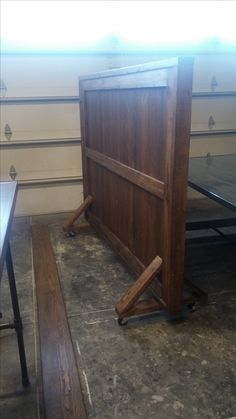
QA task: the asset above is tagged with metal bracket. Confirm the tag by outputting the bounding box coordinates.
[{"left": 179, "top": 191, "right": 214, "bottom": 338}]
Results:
[
  {"left": 5, "top": 124, "right": 12, "bottom": 140},
  {"left": 208, "top": 116, "right": 215, "bottom": 130},
  {"left": 9, "top": 165, "right": 17, "bottom": 180},
  {"left": 210, "top": 76, "right": 218, "bottom": 92},
  {"left": 0, "top": 79, "right": 7, "bottom": 97}
]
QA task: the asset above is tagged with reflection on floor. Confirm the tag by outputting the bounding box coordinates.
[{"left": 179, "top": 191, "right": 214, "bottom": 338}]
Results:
[{"left": 0, "top": 202, "right": 235, "bottom": 419}]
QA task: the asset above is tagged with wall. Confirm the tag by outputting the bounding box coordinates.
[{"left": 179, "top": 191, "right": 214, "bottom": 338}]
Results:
[
  {"left": 0, "top": 53, "right": 236, "bottom": 215},
  {"left": 0, "top": 54, "right": 113, "bottom": 214}
]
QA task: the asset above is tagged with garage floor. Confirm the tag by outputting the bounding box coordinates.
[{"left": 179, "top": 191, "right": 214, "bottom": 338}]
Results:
[{"left": 0, "top": 202, "right": 235, "bottom": 419}]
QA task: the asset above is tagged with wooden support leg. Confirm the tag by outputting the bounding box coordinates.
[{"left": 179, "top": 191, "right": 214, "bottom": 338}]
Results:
[
  {"left": 63, "top": 195, "right": 93, "bottom": 232},
  {"left": 115, "top": 256, "right": 163, "bottom": 324}
]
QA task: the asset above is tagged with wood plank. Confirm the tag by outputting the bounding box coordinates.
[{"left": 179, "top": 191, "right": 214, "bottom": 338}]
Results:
[
  {"left": 162, "top": 58, "right": 194, "bottom": 314},
  {"left": 119, "top": 299, "right": 163, "bottom": 318},
  {"left": 133, "top": 188, "right": 164, "bottom": 267},
  {"left": 134, "top": 88, "right": 166, "bottom": 180},
  {"left": 79, "top": 85, "right": 89, "bottom": 198},
  {"left": 31, "top": 225, "right": 87, "bottom": 419},
  {"left": 69, "top": 223, "right": 91, "bottom": 234},
  {"left": 82, "top": 70, "right": 167, "bottom": 91},
  {"left": 115, "top": 256, "right": 163, "bottom": 316},
  {"left": 86, "top": 148, "right": 165, "bottom": 199},
  {"left": 63, "top": 195, "right": 93, "bottom": 231},
  {"left": 79, "top": 57, "right": 179, "bottom": 81}
]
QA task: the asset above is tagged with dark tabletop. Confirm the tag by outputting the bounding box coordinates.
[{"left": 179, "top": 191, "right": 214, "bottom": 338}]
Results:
[
  {"left": 0, "top": 182, "right": 18, "bottom": 279},
  {"left": 188, "top": 154, "right": 236, "bottom": 212}
]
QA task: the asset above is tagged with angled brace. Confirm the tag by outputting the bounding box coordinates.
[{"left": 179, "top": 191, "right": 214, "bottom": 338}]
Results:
[
  {"left": 63, "top": 195, "right": 93, "bottom": 233},
  {"left": 115, "top": 256, "right": 163, "bottom": 324}
]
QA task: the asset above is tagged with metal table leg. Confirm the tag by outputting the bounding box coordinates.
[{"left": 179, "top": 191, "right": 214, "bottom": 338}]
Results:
[{"left": 5, "top": 244, "right": 30, "bottom": 387}]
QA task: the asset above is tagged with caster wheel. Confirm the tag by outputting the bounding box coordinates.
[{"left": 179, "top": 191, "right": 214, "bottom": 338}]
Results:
[
  {"left": 118, "top": 318, "right": 128, "bottom": 326},
  {"left": 66, "top": 231, "right": 76, "bottom": 238}
]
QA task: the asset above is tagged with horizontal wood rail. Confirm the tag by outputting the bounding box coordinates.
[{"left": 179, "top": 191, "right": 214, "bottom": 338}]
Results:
[
  {"left": 31, "top": 225, "right": 87, "bottom": 419},
  {"left": 86, "top": 148, "right": 165, "bottom": 199}
]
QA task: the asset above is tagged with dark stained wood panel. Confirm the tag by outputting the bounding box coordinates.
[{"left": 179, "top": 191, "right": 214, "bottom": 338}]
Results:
[
  {"left": 133, "top": 189, "right": 164, "bottom": 267},
  {"left": 85, "top": 91, "right": 102, "bottom": 152},
  {"left": 80, "top": 57, "right": 193, "bottom": 315},
  {"left": 89, "top": 163, "right": 133, "bottom": 249},
  {"left": 134, "top": 88, "right": 166, "bottom": 180},
  {"left": 31, "top": 225, "right": 87, "bottom": 419},
  {"left": 86, "top": 88, "right": 166, "bottom": 179}
]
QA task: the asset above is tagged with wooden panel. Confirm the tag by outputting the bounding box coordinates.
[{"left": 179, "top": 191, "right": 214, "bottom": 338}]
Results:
[
  {"left": 162, "top": 58, "right": 193, "bottom": 312},
  {"left": 89, "top": 163, "right": 133, "bottom": 249},
  {"left": 31, "top": 225, "right": 87, "bottom": 419},
  {"left": 133, "top": 189, "right": 164, "bottom": 267},
  {"left": 80, "top": 57, "right": 193, "bottom": 315},
  {"left": 82, "top": 69, "right": 167, "bottom": 90},
  {"left": 133, "top": 88, "right": 166, "bottom": 180}
]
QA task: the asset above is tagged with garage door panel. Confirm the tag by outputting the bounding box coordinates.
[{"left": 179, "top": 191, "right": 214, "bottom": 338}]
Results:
[
  {"left": 0, "top": 145, "right": 82, "bottom": 180},
  {"left": 0, "top": 103, "right": 80, "bottom": 141}
]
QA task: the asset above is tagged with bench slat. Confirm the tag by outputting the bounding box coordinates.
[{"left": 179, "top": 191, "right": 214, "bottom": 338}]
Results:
[{"left": 32, "top": 224, "right": 87, "bottom": 419}]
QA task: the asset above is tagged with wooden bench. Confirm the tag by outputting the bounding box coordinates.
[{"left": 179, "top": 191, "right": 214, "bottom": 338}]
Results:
[{"left": 32, "top": 225, "right": 87, "bottom": 419}]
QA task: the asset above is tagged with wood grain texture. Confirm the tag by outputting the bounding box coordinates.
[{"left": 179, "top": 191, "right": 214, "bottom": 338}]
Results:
[
  {"left": 81, "top": 69, "right": 167, "bottom": 90},
  {"left": 115, "top": 256, "right": 162, "bottom": 316},
  {"left": 87, "top": 212, "right": 166, "bottom": 308},
  {"left": 86, "top": 148, "right": 165, "bottom": 199},
  {"left": 118, "top": 299, "right": 163, "bottom": 318},
  {"left": 63, "top": 195, "right": 93, "bottom": 231},
  {"left": 79, "top": 57, "right": 179, "bottom": 81},
  {"left": 162, "top": 58, "right": 194, "bottom": 313},
  {"left": 80, "top": 57, "right": 194, "bottom": 316},
  {"left": 31, "top": 225, "right": 87, "bottom": 419}
]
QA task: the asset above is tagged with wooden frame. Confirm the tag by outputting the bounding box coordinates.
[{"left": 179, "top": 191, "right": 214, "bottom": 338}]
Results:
[{"left": 79, "top": 58, "right": 194, "bottom": 316}]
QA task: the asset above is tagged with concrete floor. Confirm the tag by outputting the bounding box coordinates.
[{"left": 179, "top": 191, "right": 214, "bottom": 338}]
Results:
[{"left": 0, "top": 202, "right": 236, "bottom": 419}]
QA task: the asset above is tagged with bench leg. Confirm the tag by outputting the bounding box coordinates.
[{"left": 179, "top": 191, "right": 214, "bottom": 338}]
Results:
[{"left": 6, "top": 244, "right": 30, "bottom": 387}]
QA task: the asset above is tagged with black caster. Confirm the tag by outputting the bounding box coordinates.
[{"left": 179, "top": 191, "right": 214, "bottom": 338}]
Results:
[
  {"left": 118, "top": 318, "right": 128, "bottom": 326},
  {"left": 65, "top": 231, "right": 76, "bottom": 238}
]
